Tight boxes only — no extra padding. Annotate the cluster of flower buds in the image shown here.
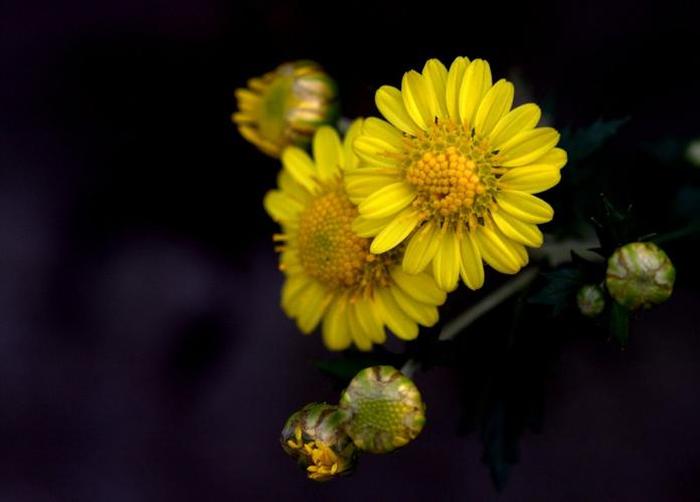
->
[280,366,426,481]
[575,241,675,319]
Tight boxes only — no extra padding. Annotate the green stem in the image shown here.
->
[651,222,700,245]
[438,267,540,341]
[399,267,539,377]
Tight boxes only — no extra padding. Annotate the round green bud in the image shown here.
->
[233,60,339,157]
[339,366,426,454]
[606,242,676,310]
[280,402,357,481]
[576,284,606,317]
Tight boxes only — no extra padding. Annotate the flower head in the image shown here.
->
[606,242,675,310]
[339,366,426,453]
[281,403,357,481]
[265,121,446,350]
[233,61,338,157]
[350,57,567,291]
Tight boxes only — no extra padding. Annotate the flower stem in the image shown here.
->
[438,267,540,341]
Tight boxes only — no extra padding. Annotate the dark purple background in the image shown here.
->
[2,1,700,500]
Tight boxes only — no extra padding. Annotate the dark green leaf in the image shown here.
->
[315,352,401,386]
[528,268,584,314]
[591,194,635,255]
[559,117,629,165]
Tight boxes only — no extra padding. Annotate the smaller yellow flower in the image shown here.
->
[233,61,338,157]
[265,120,446,350]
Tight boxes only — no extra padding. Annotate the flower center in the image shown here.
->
[297,187,396,292]
[403,119,500,225]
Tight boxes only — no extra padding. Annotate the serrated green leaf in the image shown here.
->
[528,268,584,314]
[560,117,629,165]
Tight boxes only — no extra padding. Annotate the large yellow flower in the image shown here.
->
[264,121,446,350]
[349,57,567,292]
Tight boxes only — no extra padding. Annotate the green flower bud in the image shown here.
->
[339,366,426,454]
[606,242,675,310]
[686,138,700,167]
[233,60,339,157]
[576,284,606,317]
[280,402,357,481]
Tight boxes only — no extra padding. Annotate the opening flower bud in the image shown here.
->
[606,242,675,310]
[339,366,426,454]
[233,61,338,157]
[280,403,357,481]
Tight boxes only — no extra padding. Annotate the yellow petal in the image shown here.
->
[342,118,365,170]
[234,88,260,102]
[500,127,560,167]
[537,147,568,170]
[402,221,442,274]
[375,287,419,340]
[354,135,402,168]
[322,296,353,351]
[313,126,342,180]
[278,170,311,205]
[238,125,279,157]
[474,225,523,274]
[401,70,433,130]
[459,230,484,290]
[370,208,422,254]
[353,297,386,344]
[358,182,416,219]
[432,229,460,291]
[375,85,421,136]
[282,147,319,193]
[422,58,448,120]
[489,103,541,148]
[390,285,438,327]
[458,59,492,127]
[351,215,393,237]
[296,281,333,333]
[390,267,446,305]
[492,210,544,247]
[445,56,470,121]
[281,275,311,316]
[497,190,554,223]
[263,190,304,222]
[280,250,303,275]
[346,303,373,351]
[363,117,404,149]
[345,168,402,204]
[513,241,529,266]
[474,79,514,137]
[498,165,561,193]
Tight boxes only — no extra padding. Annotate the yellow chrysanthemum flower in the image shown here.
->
[349,57,567,292]
[233,61,338,157]
[264,121,447,350]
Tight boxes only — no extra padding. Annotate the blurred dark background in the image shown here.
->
[2,0,700,500]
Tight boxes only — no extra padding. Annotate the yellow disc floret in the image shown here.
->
[297,188,368,289]
[403,119,498,225]
[295,183,398,295]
